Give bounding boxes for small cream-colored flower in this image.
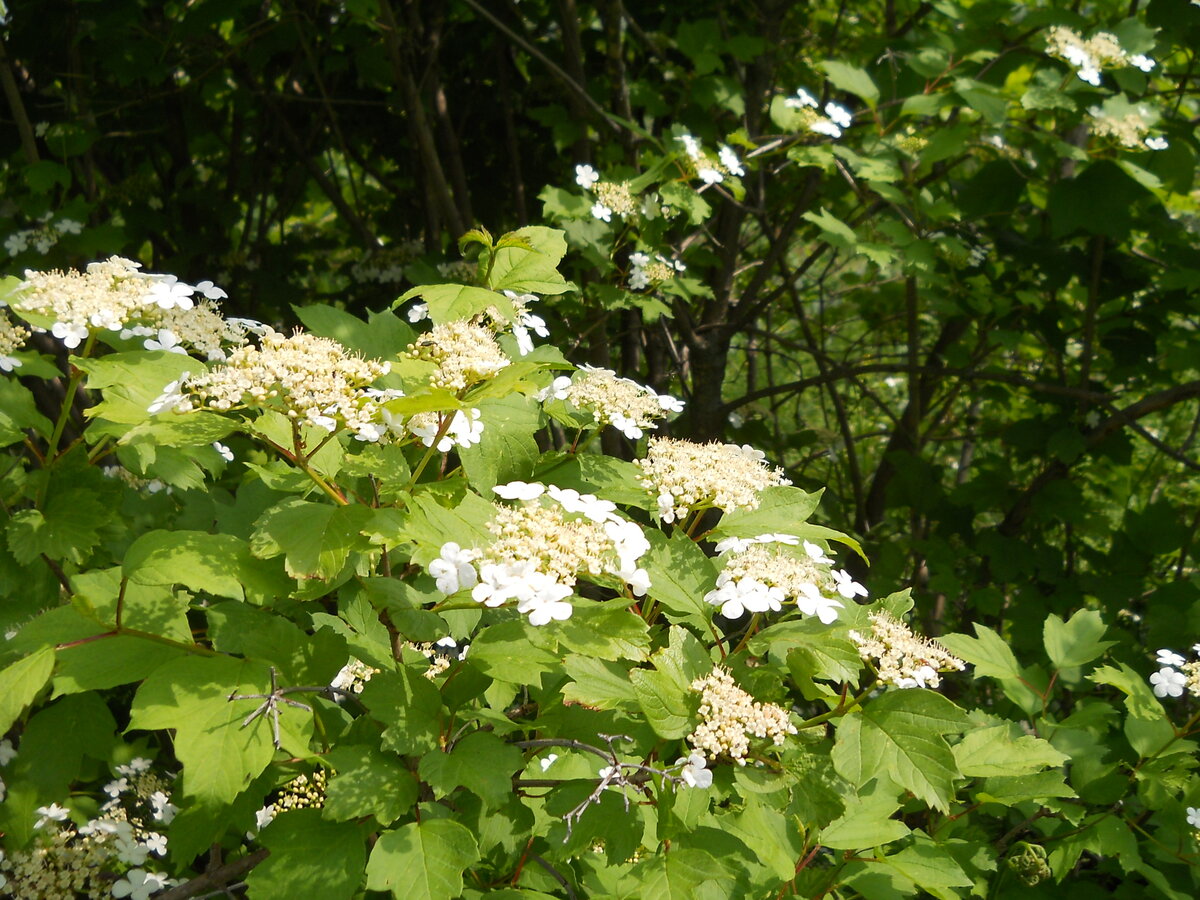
[635,438,790,523]
[407,319,510,392]
[849,612,965,689]
[162,329,389,438]
[593,181,638,218]
[687,668,796,764]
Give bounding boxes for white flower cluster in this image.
[541,364,684,439]
[0,756,177,900]
[0,310,31,372]
[407,318,511,393]
[426,482,652,625]
[120,299,249,362]
[635,438,790,523]
[406,637,469,679]
[849,611,966,689]
[687,668,797,764]
[12,256,236,353]
[675,134,745,185]
[1149,646,1200,698]
[4,217,82,258]
[1088,105,1167,150]
[575,164,640,222]
[330,657,380,694]
[784,88,853,138]
[706,536,865,624]
[628,251,686,291]
[1045,25,1154,86]
[150,329,393,442]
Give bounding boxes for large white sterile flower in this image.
[676,752,713,788]
[494,481,546,501]
[429,542,480,595]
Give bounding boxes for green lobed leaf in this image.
[365,819,481,900]
[123,529,252,600]
[359,668,444,755]
[548,603,650,661]
[129,656,295,807]
[819,59,880,106]
[561,655,639,710]
[0,645,55,734]
[953,725,1068,777]
[396,283,515,324]
[0,379,53,446]
[244,809,366,900]
[1043,609,1114,671]
[419,730,524,809]
[458,395,541,492]
[251,498,374,579]
[880,835,974,900]
[831,689,969,812]
[54,635,184,695]
[621,848,728,899]
[293,303,414,362]
[465,618,561,684]
[640,530,715,626]
[324,743,419,825]
[820,780,910,850]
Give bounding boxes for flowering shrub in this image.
[0,219,1198,900]
[2,0,1200,894]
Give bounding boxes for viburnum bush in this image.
[1,222,1199,900]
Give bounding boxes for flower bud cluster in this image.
[542,364,683,439]
[407,319,510,392]
[687,668,797,764]
[154,329,391,440]
[0,310,30,371]
[1148,646,1200,698]
[849,612,966,689]
[591,181,638,222]
[706,537,865,624]
[1045,26,1153,86]
[636,438,790,523]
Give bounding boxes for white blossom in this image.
[428,542,480,595]
[575,164,599,188]
[591,202,613,223]
[676,752,713,788]
[494,481,546,501]
[1157,649,1187,668]
[1150,666,1187,698]
[718,144,745,177]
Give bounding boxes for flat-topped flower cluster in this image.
[636,438,791,523]
[426,481,652,626]
[0,748,177,900]
[542,364,684,439]
[1045,25,1154,86]
[11,255,243,356]
[150,329,394,441]
[705,535,866,624]
[687,668,797,764]
[849,611,966,689]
